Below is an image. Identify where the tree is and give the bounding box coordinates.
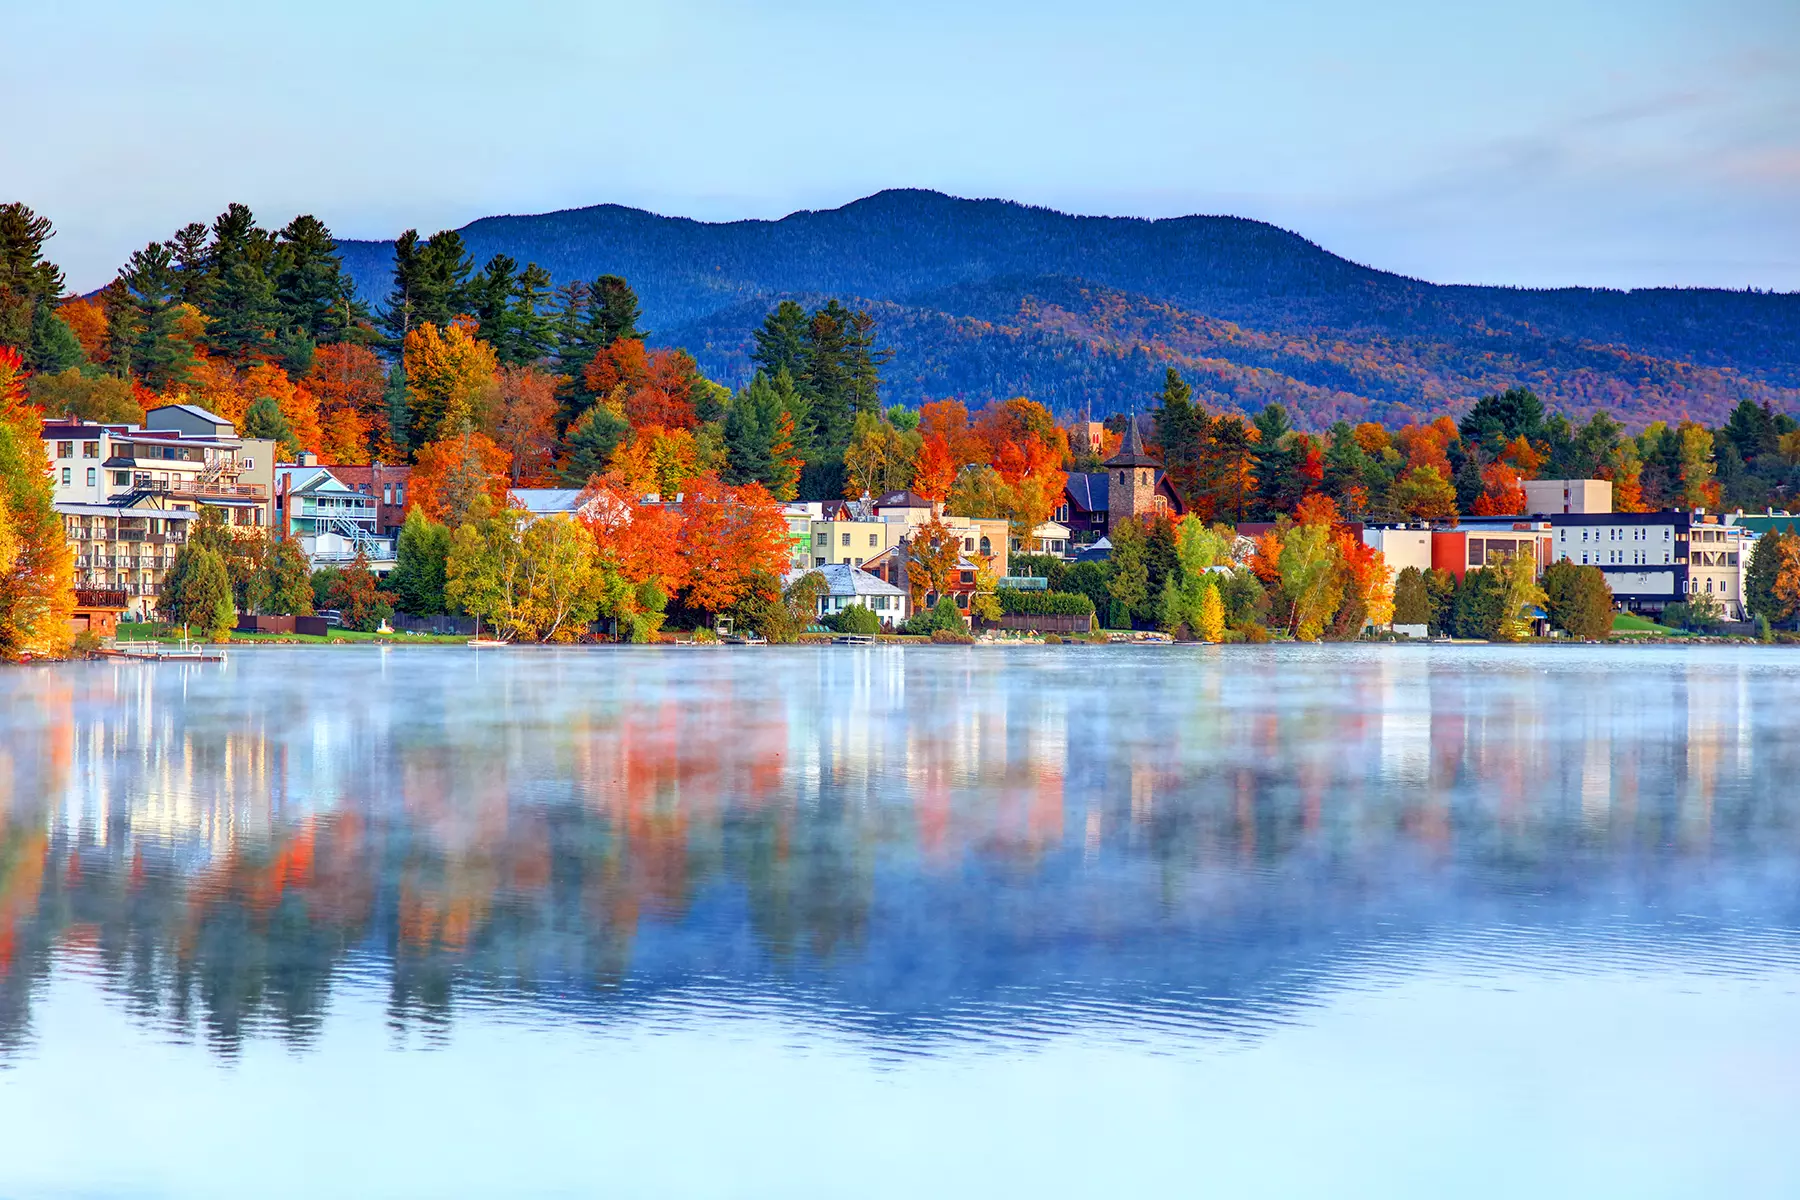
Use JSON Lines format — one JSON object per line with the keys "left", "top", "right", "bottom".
{"left": 388, "top": 507, "right": 451, "bottom": 615}
{"left": 513, "top": 514, "right": 600, "bottom": 641}
{"left": 1460, "top": 387, "right": 1545, "bottom": 453}
{"left": 264, "top": 534, "right": 314, "bottom": 615}
{"left": 0, "top": 347, "right": 75, "bottom": 656}
{"left": 404, "top": 320, "right": 499, "bottom": 445}
{"left": 1392, "top": 465, "right": 1458, "bottom": 519}
{"left": 970, "top": 558, "right": 1003, "bottom": 624}
{"left": 1194, "top": 578, "right": 1226, "bottom": 643}
{"left": 203, "top": 203, "right": 278, "bottom": 363}
{"left": 0, "top": 203, "right": 65, "bottom": 359}
{"left": 1106, "top": 518, "right": 1149, "bottom": 627}
{"left": 411, "top": 430, "right": 511, "bottom": 526}
{"left": 841, "top": 411, "right": 920, "bottom": 499}
{"left": 1746, "top": 531, "right": 1795, "bottom": 625}
{"left": 1542, "top": 560, "right": 1613, "bottom": 640}
{"left": 1451, "top": 568, "right": 1507, "bottom": 639}
{"left": 1470, "top": 462, "right": 1527, "bottom": 516}
{"left": 1393, "top": 566, "right": 1431, "bottom": 626}
{"left": 26, "top": 369, "right": 142, "bottom": 424}
{"left": 902, "top": 514, "right": 964, "bottom": 612}
{"left": 243, "top": 394, "right": 299, "bottom": 457}
{"left": 723, "top": 371, "right": 803, "bottom": 500}
{"left": 445, "top": 501, "right": 522, "bottom": 637}
{"left": 1278, "top": 523, "right": 1342, "bottom": 641}
{"left": 826, "top": 603, "right": 883, "bottom": 636}
{"left": 676, "top": 477, "right": 789, "bottom": 618}
{"left": 1494, "top": 549, "right": 1548, "bottom": 641}
{"left": 558, "top": 404, "right": 630, "bottom": 486}
{"left": 326, "top": 550, "right": 395, "bottom": 632}
{"left": 752, "top": 300, "right": 809, "bottom": 381}
{"left": 492, "top": 365, "right": 559, "bottom": 485}
{"left": 381, "top": 229, "right": 474, "bottom": 345}
{"left": 947, "top": 464, "right": 1013, "bottom": 520}
{"left": 1424, "top": 567, "right": 1458, "bottom": 636}
{"left": 273, "top": 213, "right": 356, "bottom": 344}
{"left": 114, "top": 242, "right": 197, "bottom": 390}
{"left": 160, "top": 544, "right": 235, "bottom": 639}
{"left": 1154, "top": 367, "right": 1204, "bottom": 504}
{"left": 305, "top": 343, "right": 387, "bottom": 463}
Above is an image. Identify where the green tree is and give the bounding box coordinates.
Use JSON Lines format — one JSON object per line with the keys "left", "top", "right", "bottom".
{"left": 1451, "top": 568, "right": 1507, "bottom": 639}
{"left": 0, "top": 203, "right": 66, "bottom": 361}
{"left": 1153, "top": 367, "right": 1203, "bottom": 504}
{"left": 27, "top": 370, "right": 141, "bottom": 423}
{"left": 273, "top": 213, "right": 360, "bottom": 345}
{"left": 114, "top": 242, "right": 196, "bottom": 390}
{"left": 264, "top": 534, "right": 314, "bottom": 615}
{"left": 558, "top": 404, "right": 629, "bottom": 486}
{"left": 1745, "top": 531, "right": 1794, "bottom": 625}
{"left": 825, "top": 603, "right": 883, "bottom": 635}
{"left": 1494, "top": 549, "right": 1548, "bottom": 641}
{"left": 1542, "top": 560, "right": 1614, "bottom": 640}
{"left": 1392, "top": 566, "right": 1431, "bottom": 626}
{"left": 387, "top": 507, "right": 451, "bottom": 615}
{"left": 1423, "top": 567, "right": 1458, "bottom": 635}
{"left": 204, "top": 203, "right": 278, "bottom": 362}
{"left": 1106, "top": 519, "right": 1149, "bottom": 627}
{"left": 325, "top": 551, "right": 395, "bottom": 631}
{"left": 1277, "top": 522, "right": 1342, "bottom": 640}
{"left": 160, "top": 545, "right": 235, "bottom": 638}
{"left": 752, "top": 300, "right": 809, "bottom": 381}
{"left": 243, "top": 395, "right": 299, "bottom": 456}
{"left": 28, "top": 302, "right": 84, "bottom": 373}
{"left": 444, "top": 503, "right": 523, "bottom": 637}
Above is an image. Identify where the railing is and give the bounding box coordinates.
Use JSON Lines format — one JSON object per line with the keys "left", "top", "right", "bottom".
{"left": 116, "top": 480, "right": 267, "bottom": 500}
{"left": 1004, "top": 576, "right": 1050, "bottom": 591}
{"left": 74, "top": 589, "right": 129, "bottom": 609}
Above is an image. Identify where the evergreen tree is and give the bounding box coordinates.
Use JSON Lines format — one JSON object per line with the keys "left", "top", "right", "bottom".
{"left": 510, "top": 263, "right": 556, "bottom": 364}
{"left": 1106, "top": 519, "right": 1149, "bottom": 628}
{"left": 382, "top": 363, "right": 412, "bottom": 458}
{"left": 1459, "top": 386, "right": 1546, "bottom": 453}
{"left": 243, "top": 395, "right": 299, "bottom": 456}
{"left": 380, "top": 228, "right": 472, "bottom": 345}
{"left": 115, "top": 242, "right": 195, "bottom": 390}
{"left": 1451, "top": 567, "right": 1507, "bottom": 639}
{"left": 28, "top": 301, "right": 84, "bottom": 373}
{"left": 1392, "top": 566, "right": 1431, "bottom": 626}
{"left": 264, "top": 534, "right": 314, "bottom": 615}
{"left": 722, "top": 370, "right": 803, "bottom": 497}
{"left": 388, "top": 507, "right": 451, "bottom": 615}
{"left": 205, "top": 203, "right": 278, "bottom": 361}
{"left": 161, "top": 545, "right": 235, "bottom": 638}
{"left": 589, "top": 275, "right": 642, "bottom": 345}
{"left": 549, "top": 279, "right": 590, "bottom": 375}
{"left": 0, "top": 203, "right": 64, "bottom": 355}
{"left": 557, "top": 404, "right": 628, "bottom": 485}
{"left": 472, "top": 254, "right": 521, "bottom": 359}
{"left": 273, "top": 214, "right": 351, "bottom": 343}
{"left": 1153, "top": 367, "right": 1202, "bottom": 504}
{"left": 752, "top": 299, "right": 809, "bottom": 379}
{"left": 167, "top": 221, "right": 214, "bottom": 307}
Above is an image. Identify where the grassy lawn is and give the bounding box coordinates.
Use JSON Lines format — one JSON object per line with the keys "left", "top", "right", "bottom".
{"left": 1611, "top": 612, "right": 1678, "bottom": 636}
{"left": 115, "top": 621, "right": 469, "bottom": 646}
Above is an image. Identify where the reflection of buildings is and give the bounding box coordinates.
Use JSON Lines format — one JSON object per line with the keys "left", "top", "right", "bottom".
{"left": 1, "top": 649, "right": 1798, "bottom": 1059}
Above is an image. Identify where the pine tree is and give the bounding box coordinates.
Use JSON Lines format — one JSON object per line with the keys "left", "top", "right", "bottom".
{"left": 0, "top": 203, "right": 64, "bottom": 355}
{"left": 589, "top": 275, "right": 642, "bottom": 345}
{"left": 388, "top": 507, "right": 451, "bottom": 615}
{"left": 1153, "top": 367, "right": 1201, "bottom": 504}
{"left": 116, "top": 242, "right": 196, "bottom": 390}
{"left": 28, "top": 301, "right": 84, "bottom": 373}
{"left": 167, "top": 221, "right": 213, "bottom": 307}
{"left": 273, "top": 214, "right": 351, "bottom": 343}
{"left": 205, "top": 203, "right": 278, "bottom": 361}
{"left": 557, "top": 404, "right": 629, "bottom": 485}
{"left": 752, "top": 299, "right": 809, "bottom": 379}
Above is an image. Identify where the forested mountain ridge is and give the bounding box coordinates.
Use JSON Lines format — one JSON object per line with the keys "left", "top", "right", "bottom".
{"left": 331, "top": 189, "right": 1800, "bottom": 428}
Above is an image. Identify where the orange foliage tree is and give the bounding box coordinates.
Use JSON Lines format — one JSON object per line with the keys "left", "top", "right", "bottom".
{"left": 608, "top": 425, "right": 704, "bottom": 500}
{"left": 1471, "top": 462, "right": 1527, "bottom": 516}
{"left": 306, "top": 343, "right": 387, "bottom": 463}
{"left": 243, "top": 363, "right": 323, "bottom": 458}
{"left": 582, "top": 339, "right": 705, "bottom": 430}
{"left": 492, "top": 365, "right": 559, "bottom": 485}
{"left": 0, "top": 347, "right": 74, "bottom": 657}
{"left": 675, "top": 476, "right": 789, "bottom": 616}
{"left": 410, "top": 430, "right": 511, "bottom": 525}
{"left": 57, "top": 297, "right": 109, "bottom": 363}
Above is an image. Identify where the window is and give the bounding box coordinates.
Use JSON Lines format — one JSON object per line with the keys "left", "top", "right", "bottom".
{"left": 1706, "top": 578, "right": 1714, "bottom": 593}
{"left": 841, "top": 532, "right": 851, "bottom": 546}
{"left": 113, "top": 471, "right": 129, "bottom": 487}
{"left": 60, "top": 467, "right": 70, "bottom": 485}
{"left": 1118, "top": 471, "right": 1127, "bottom": 484}
{"left": 86, "top": 467, "right": 96, "bottom": 487}
{"left": 868, "top": 534, "right": 877, "bottom": 547}
{"left": 83, "top": 442, "right": 99, "bottom": 458}
{"left": 1581, "top": 553, "right": 1588, "bottom": 564}
{"left": 384, "top": 485, "right": 393, "bottom": 504}
{"left": 1468, "top": 539, "right": 1483, "bottom": 566}
{"left": 979, "top": 536, "right": 992, "bottom": 556}
{"left": 963, "top": 538, "right": 974, "bottom": 551}
{"left": 853, "top": 557, "right": 863, "bottom": 567}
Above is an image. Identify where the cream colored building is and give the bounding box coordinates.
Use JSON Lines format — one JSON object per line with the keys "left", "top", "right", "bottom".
{"left": 1361, "top": 524, "right": 1433, "bottom": 584}
{"left": 1523, "top": 478, "right": 1613, "bottom": 516}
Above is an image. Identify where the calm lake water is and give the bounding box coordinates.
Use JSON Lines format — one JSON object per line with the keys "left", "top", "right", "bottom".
{"left": 1, "top": 644, "right": 1797, "bottom": 1198}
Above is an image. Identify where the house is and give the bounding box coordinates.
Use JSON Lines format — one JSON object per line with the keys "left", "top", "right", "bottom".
{"left": 509, "top": 488, "right": 587, "bottom": 520}
{"left": 809, "top": 562, "right": 910, "bottom": 626}
{"left": 1011, "top": 520, "right": 1072, "bottom": 556}
{"left": 276, "top": 465, "right": 395, "bottom": 571}
{"left": 864, "top": 542, "right": 982, "bottom": 616}
{"left": 1546, "top": 510, "right": 1742, "bottom": 617}
{"left": 1361, "top": 523, "right": 1433, "bottom": 584}
{"left": 1062, "top": 421, "right": 1185, "bottom": 541}
{"left": 1522, "top": 478, "right": 1613, "bottom": 516}
{"left": 322, "top": 462, "right": 413, "bottom": 536}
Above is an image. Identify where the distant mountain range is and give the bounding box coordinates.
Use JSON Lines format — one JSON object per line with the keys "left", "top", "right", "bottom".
{"left": 333, "top": 189, "right": 1800, "bottom": 429}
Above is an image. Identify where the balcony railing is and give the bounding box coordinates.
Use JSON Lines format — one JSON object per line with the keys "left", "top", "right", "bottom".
{"left": 116, "top": 480, "right": 267, "bottom": 501}
{"left": 74, "top": 589, "right": 129, "bottom": 609}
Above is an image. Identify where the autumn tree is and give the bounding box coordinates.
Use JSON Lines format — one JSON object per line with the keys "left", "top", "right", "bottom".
{"left": 411, "top": 429, "right": 511, "bottom": 526}
{"left": 1470, "top": 462, "right": 1527, "bottom": 516}
{"left": 0, "top": 347, "right": 75, "bottom": 656}
{"left": 557, "top": 404, "right": 630, "bottom": 487}
{"left": 902, "top": 514, "right": 964, "bottom": 613}
{"left": 326, "top": 550, "right": 395, "bottom": 631}
{"left": 723, "top": 370, "right": 804, "bottom": 500}
{"left": 492, "top": 365, "right": 559, "bottom": 485}
{"left": 306, "top": 343, "right": 388, "bottom": 463}
{"left": 512, "top": 514, "right": 601, "bottom": 641}
{"left": 676, "top": 477, "right": 789, "bottom": 618}
{"left": 841, "top": 411, "right": 921, "bottom": 499}
{"left": 404, "top": 319, "right": 499, "bottom": 445}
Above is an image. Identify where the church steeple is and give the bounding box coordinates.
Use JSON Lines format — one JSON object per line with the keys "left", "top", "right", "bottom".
{"left": 1104, "top": 415, "right": 1156, "bottom": 468}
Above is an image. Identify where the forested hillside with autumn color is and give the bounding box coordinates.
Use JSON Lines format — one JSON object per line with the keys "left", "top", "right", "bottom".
{"left": 334, "top": 189, "right": 1800, "bottom": 429}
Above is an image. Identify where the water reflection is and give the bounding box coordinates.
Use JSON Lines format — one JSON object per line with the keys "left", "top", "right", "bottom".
{"left": 2, "top": 645, "right": 1798, "bottom": 1060}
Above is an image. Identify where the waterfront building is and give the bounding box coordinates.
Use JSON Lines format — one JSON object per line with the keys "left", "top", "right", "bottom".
{"left": 275, "top": 464, "right": 394, "bottom": 572}
{"left": 1361, "top": 523, "right": 1433, "bottom": 583}
{"left": 322, "top": 462, "right": 413, "bottom": 537}
{"left": 1546, "top": 510, "right": 1744, "bottom": 618}
{"left": 1431, "top": 520, "right": 1554, "bottom": 581}
{"left": 810, "top": 562, "right": 911, "bottom": 626}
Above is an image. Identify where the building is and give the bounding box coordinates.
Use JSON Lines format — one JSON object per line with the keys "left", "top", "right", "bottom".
{"left": 1067, "top": 420, "right": 1109, "bottom": 458}
{"left": 1522, "top": 478, "right": 1613, "bottom": 516}
{"left": 810, "top": 562, "right": 910, "bottom": 626}
{"left": 1103, "top": 418, "right": 1173, "bottom": 525}
{"left": 1546, "top": 510, "right": 1742, "bottom": 618}
{"left": 275, "top": 465, "right": 395, "bottom": 572}
{"left": 805, "top": 491, "right": 1013, "bottom": 577}
{"left": 1361, "top": 523, "right": 1433, "bottom": 584}
{"left": 508, "top": 488, "right": 586, "bottom": 520}
{"left": 61, "top": 505, "right": 200, "bottom": 622}
{"left": 45, "top": 406, "right": 275, "bottom": 620}
{"left": 864, "top": 542, "right": 982, "bottom": 616}
{"left": 1059, "top": 473, "right": 1111, "bottom": 539}
{"left": 322, "top": 462, "right": 413, "bottom": 536}
{"left": 1431, "top": 520, "right": 1554, "bottom": 581}
{"left": 1012, "top": 520, "right": 1071, "bottom": 556}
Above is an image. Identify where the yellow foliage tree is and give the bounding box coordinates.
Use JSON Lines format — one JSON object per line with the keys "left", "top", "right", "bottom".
{"left": 1194, "top": 577, "right": 1226, "bottom": 643}
{"left": 0, "top": 348, "right": 74, "bottom": 657}
{"left": 404, "top": 319, "right": 500, "bottom": 444}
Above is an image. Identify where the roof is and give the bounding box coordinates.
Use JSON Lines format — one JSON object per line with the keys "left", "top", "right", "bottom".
{"left": 817, "top": 562, "right": 906, "bottom": 598}
{"left": 510, "top": 488, "right": 586, "bottom": 517}
{"left": 276, "top": 466, "right": 341, "bottom": 494}
{"left": 1071, "top": 536, "right": 1113, "bottom": 563}
{"left": 874, "top": 489, "right": 934, "bottom": 510}
{"left": 146, "top": 402, "right": 232, "bottom": 428}
{"left": 56, "top": 501, "right": 199, "bottom": 519}
{"left": 41, "top": 422, "right": 109, "bottom": 439}
{"left": 1103, "top": 415, "right": 1157, "bottom": 468}
{"left": 1064, "top": 473, "right": 1109, "bottom": 513}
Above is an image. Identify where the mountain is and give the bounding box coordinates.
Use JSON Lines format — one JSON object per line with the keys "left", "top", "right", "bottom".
{"left": 334, "top": 189, "right": 1800, "bottom": 428}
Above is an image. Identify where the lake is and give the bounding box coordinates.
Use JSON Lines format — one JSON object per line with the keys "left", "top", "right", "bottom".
{"left": 1, "top": 644, "right": 1797, "bottom": 1198}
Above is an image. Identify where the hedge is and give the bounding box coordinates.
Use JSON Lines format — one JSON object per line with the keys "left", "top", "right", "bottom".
{"left": 997, "top": 588, "right": 1096, "bottom": 617}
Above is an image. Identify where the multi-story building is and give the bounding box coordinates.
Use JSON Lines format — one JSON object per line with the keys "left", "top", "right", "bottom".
{"left": 1431, "top": 520, "right": 1554, "bottom": 581}
{"left": 318, "top": 461, "right": 413, "bottom": 537}
{"left": 803, "top": 491, "right": 1014, "bottom": 577}
{"left": 44, "top": 404, "right": 276, "bottom": 621}
{"left": 275, "top": 464, "right": 396, "bottom": 572}
{"left": 1361, "top": 523, "right": 1433, "bottom": 584}
{"left": 1546, "top": 510, "right": 1743, "bottom": 618}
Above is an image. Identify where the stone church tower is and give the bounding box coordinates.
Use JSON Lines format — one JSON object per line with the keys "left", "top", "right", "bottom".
{"left": 1104, "top": 416, "right": 1158, "bottom": 527}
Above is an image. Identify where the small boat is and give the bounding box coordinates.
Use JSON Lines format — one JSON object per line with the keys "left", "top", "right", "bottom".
{"left": 468, "top": 638, "right": 510, "bottom": 648}
{"left": 722, "top": 633, "right": 768, "bottom": 645}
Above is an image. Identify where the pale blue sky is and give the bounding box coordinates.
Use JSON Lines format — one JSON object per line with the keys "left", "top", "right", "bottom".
{"left": 6, "top": 0, "right": 1796, "bottom": 293}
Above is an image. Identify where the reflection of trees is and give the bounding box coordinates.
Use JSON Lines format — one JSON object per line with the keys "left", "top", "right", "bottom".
{"left": 1, "top": 649, "right": 1799, "bottom": 1059}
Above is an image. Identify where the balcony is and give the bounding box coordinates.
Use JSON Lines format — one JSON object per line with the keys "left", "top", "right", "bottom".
{"left": 74, "top": 589, "right": 129, "bottom": 610}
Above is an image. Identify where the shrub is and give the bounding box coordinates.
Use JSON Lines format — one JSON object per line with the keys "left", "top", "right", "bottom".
{"left": 904, "top": 596, "right": 968, "bottom": 635}
{"left": 930, "top": 627, "right": 974, "bottom": 644}
{"left": 1240, "top": 622, "right": 1270, "bottom": 644}
{"left": 691, "top": 626, "right": 720, "bottom": 643}
{"left": 996, "top": 588, "right": 1095, "bottom": 617}
{"left": 1043, "top": 634, "right": 1063, "bottom": 645}
{"left": 825, "top": 604, "right": 883, "bottom": 635}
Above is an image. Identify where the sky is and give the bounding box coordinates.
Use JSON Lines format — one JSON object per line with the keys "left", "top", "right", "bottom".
{"left": 5, "top": 0, "right": 1796, "bottom": 294}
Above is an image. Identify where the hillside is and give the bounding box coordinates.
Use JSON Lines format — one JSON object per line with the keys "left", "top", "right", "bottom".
{"left": 334, "top": 190, "right": 1800, "bottom": 428}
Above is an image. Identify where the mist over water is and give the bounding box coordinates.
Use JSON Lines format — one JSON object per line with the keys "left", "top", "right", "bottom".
{"left": 1, "top": 645, "right": 1797, "bottom": 1198}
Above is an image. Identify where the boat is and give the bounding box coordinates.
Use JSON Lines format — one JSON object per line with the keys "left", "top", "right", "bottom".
{"left": 468, "top": 638, "right": 510, "bottom": 648}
